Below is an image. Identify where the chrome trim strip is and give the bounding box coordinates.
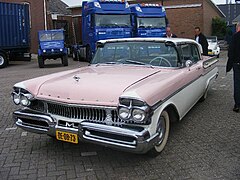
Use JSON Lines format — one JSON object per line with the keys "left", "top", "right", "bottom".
{"left": 79, "top": 122, "right": 158, "bottom": 153}
{"left": 203, "top": 57, "right": 218, "bottom": 69}
{"left": 82, "top": 135, "right": 137, "bottom": 149}
{"left": 16, "top": 119, "right": 48, "bottom": 133}
{"left": 84, "top": 130, "right": 137, "bottom": 146}
{"left": 80, "top": 122, "right": 146, "bottom": 138}
{"left": 152, "top": 67, "right": 218, "bottom": 110}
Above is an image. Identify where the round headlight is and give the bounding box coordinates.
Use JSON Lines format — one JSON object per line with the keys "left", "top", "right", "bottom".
{"left": 20, "top": 95, "right": 31, "bottom": 106}
{"left": 13, "top": 93, "right": 21, "bottom": 105}
{"left": 132, "top": 109, "right": 146, "bottom": 122}
{"left": 119, "top": 107, "right": 130, "bottom": 120}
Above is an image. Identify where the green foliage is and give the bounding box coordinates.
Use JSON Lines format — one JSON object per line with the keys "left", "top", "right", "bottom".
{"left": 212, "top": 17, "right": 227, "bottom": 38}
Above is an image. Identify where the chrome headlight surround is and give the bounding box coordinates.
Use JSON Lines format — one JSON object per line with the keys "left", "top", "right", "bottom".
{"left": 11, "top": 88, "right": 34, "bottom": 107}
{"left": 117, "top": 98, "right": 151, "bottom": 124}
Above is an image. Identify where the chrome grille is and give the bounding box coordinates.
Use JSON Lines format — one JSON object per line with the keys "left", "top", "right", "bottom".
{"left": 46, "top": 102, "right": 123, "bottom": 126}
{"left": 47, "top": 103, "right": 107, "bottom": 120}
{"left": 29, "top": 100, "right": 125, "bottom": 126}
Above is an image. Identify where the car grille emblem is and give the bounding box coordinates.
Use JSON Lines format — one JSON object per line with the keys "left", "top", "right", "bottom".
{"left": 73, "top": 75, "right": 80, "bottom": 82}
{"left": 66, "top": 122, "right": 75, "bottom": 128}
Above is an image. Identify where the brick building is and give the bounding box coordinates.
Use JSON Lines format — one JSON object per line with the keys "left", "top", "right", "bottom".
{"left": 67, "top": 5, "right": 82, "bottom": 44}
{"left": 47, "top": 0, "right": 74, "bottom": 46}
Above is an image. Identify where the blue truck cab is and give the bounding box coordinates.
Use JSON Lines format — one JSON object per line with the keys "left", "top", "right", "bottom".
{"left": 80, "top": 0, "right": 132, "bottom": 61}
{"left": 38, "top": 29, "right": 68, "bottom": 68}
{"left": 130, "top": 3, "right": 167, "bottom": 37}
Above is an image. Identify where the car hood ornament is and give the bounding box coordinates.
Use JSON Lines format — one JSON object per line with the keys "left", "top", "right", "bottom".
{"left": 73, "top": 75, "right": 81, "bottom": 82}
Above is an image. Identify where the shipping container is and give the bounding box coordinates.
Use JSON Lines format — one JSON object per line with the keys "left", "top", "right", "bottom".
{"left": 0, "top": 2, "right": 30, "bottom": 68}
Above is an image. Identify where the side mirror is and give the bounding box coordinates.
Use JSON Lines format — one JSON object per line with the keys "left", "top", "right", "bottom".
{"left": 185, "top": 60, "right": 193, "bottom": 67}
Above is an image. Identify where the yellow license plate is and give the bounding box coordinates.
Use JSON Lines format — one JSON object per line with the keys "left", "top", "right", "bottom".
{"left": 56, "top": 130, "right": 78, "bottom": 144}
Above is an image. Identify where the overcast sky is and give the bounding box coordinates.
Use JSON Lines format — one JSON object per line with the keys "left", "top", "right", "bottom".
{"left": 61, "top": 0, "right": 233, "bottom": 7}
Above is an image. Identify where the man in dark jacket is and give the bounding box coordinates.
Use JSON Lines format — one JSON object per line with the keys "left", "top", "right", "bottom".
{"left": 194, "top": 27, "right": 208, "bottom": 56}
{"left": 226, "top": 23, "right": 240, "bottom": 113}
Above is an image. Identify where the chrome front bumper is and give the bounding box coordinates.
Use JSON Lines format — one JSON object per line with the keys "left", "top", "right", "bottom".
{"left": 13, "top": 109, "right": 158, "bottom": 153}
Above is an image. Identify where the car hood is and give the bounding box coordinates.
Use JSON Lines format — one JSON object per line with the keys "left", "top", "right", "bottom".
{"left": 18, "top": 65, "right": 162, "bottom": 106}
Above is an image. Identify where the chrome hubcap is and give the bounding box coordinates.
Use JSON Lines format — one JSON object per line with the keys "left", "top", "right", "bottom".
{"left": 156, "top": 116, "right": 166, "bottom": 145}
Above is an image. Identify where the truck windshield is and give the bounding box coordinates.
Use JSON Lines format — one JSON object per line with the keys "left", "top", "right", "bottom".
{"left": 95, "top": 14, "right": 131, "bottom": 27}
{"left": 137, "top": 17, "right": 166, "bottom": 28}
{"left": 92, "top": 41, "right": 178, "bottom": 67}
{"left": 39, "top": 32, "right": 64, "bottom": 41}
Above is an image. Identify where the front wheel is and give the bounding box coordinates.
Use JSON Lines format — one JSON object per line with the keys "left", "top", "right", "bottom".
{"left": 62, "top": 55, "right": 68, "bottom": 66}
{"left": 0, "top": 52, "right": 7, "bottom": 68}
{"left": 38, "top": 56, "right": 44, "bottom": 68}
{"left": 148, "top": 110, "right": 170, "bottom": 156}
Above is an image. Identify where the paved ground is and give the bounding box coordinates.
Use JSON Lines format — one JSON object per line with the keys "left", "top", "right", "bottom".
{"left": 0, "top": 53, "right": 239, "bottom": 180}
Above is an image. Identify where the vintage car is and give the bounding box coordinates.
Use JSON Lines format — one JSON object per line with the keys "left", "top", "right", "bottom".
{"left": 12, "top": 38, "right": 218, "bottom": 155}
{"left": 207, "top": 36, "right": 220, "bottom": 58}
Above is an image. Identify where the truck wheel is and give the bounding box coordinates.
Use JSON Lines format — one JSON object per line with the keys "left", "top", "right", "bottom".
{"left": 38, "top": 56, "right": 44, "bottom": 68}
{"left": 148, "top": 110, "right": 170, "bottom": 157}
{"left": 0, "top": 52, "right": 7, "bottom": 68}
{"left": 62, "top": 55, "right": 68, "bottom": 66}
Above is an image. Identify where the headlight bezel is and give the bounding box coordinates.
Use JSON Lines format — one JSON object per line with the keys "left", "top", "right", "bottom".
{"left": 117, "top": 98, "right": 151, "bottom": 124}
{"left": 11, "top": 88, "right": 34, "bottom": 107}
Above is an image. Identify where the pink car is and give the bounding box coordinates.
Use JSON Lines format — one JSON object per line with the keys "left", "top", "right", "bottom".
{"left": 12, "top": 38, "right": 218, "bottom": 156}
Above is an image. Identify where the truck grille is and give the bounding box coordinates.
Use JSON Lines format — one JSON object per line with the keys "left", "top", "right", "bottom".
{"left": 30, "top": 100, "right": 123, "bottom": 126}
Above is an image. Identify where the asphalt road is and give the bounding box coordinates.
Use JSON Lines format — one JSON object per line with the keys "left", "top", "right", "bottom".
{"left": 0, "top": 53, "right": 239, "bottom": 180}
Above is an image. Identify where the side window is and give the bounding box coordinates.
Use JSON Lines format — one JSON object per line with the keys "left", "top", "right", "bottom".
{"left": 180, "top": 44, "right": 191, "bottom": 61}
{"left": 180, "top": 44, "right": 200, "bottom": 64}
{"left": 191, "top": 44, "right": 200, "bottom": 62}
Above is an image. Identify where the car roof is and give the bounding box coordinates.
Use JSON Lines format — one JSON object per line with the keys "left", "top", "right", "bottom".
{"left": 98, "top": 37, "right": 199, "bottom": 46}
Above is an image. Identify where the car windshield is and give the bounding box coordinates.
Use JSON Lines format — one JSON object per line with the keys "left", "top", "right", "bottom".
{"left": 39, "top": 32, "right": 64, "bottom": 41}
{"left": 92, "top": 41, "right": 178, "bottom": 67}
{"left": 207, "top": 36, "right": 217, "bottom": 43}
{"left": 95, "top": 14, "right": 131, "bottom": 27}
{"left": 137, "top": 17, "right": 166, "bottom": 28}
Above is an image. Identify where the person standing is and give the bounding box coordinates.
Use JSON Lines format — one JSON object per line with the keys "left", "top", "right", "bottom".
{"left": 226, "top": 22, "right": 240, "bottom": 113}
{"left": 194, "top": 27, "right": 208, "bottom": 56}
{"left": 165, "top": 27, "right": 177, "bottom": 38}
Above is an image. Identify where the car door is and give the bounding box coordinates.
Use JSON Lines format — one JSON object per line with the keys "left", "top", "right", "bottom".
{"left": 178, "top": 43, "right": 205, "bottom": 114}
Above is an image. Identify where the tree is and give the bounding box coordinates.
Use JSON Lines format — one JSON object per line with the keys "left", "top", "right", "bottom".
{"left": 212, "top": 17, "right": 227, "bottom": 39}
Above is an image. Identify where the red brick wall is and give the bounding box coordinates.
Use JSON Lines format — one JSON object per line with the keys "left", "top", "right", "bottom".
{"left": 165, "top": 6, "right": 203, "bottom": 38}
{"left": 1, "top": 0, "right": 45, "bottom": 53}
